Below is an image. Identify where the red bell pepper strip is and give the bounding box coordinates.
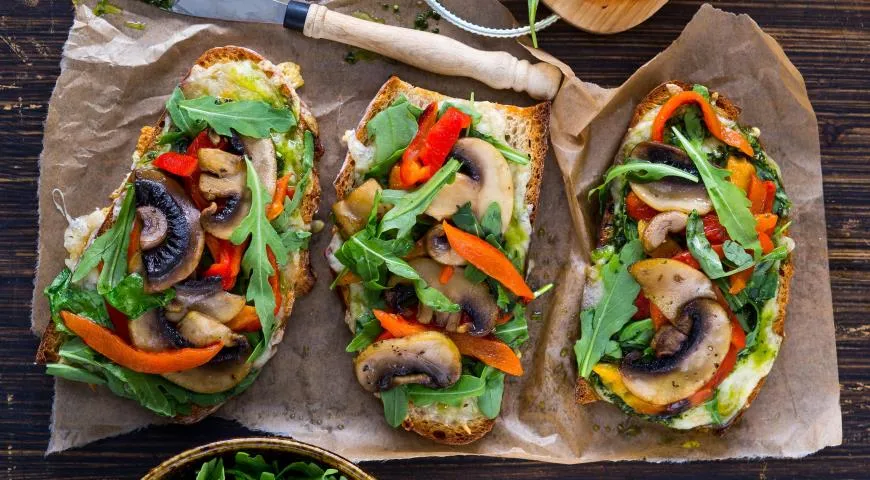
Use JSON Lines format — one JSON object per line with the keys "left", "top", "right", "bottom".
{"left": 374, "top": 309, "right": 430, "bottom": 337}
{"left": 153, "top": 152, "right": 199, "bottom": 177}
{"left": 186, "top": 130, "right": 227, "bottom": 156}
{"left": 632, "top": 293, "right": 651, "bottom": 321}
{"left": 106, "top": 304, "right": 131, "bottom": 344}
{"left": 266, "top": 174, "right": 292, "bottom": 220}
{"left": 702, "top": 214, "right": 729, "bottom": 244}
{"left": 438, "top": 265, "right": 455, "bottom": 285}
{"left": 625, "top": 191, "right": 658, "bottom": 222}
{"left": 399, "top": 103, "right": 438, "bottom": 187}
{"left": 267, "top": 247, "right": 282, "bottom": 315}
{"left": 61, "top": 311, "right": 221, "bottom": 374}
{"left": 442, "top": 221, "right": 534, "bottom": 301}
{"left": 671, "top": 250, "right": 701, "bottom": 270}
{"left": 203, "top": 238, "right": 245, "bottom": 290}
{"left": 375, "top": 331, "right": 395, "bottom": 342}
{"left": 651, "top": 91, "right": 754, "bottom": 157}
{"left": 417, "top": 107, "right": 471, "bottom": 171}
{"left": 748, "top": 175, "right": 777, "bottom": 214}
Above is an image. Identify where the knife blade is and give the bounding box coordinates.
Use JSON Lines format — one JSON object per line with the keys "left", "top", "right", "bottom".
{"left": 169, "top": 0, "right": 289, "bottom": 24}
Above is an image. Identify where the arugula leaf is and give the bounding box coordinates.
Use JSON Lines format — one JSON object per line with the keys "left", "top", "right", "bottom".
{"left": 345, "top": 311, "right": 382, "bottom": 352}
{"left": 104, "top": 273, "right": 175, "bottom": 319}
{"left": 165, "top": 87, "right": 205, "bottom": 137}
{"left": 745, "top": 259, "right": 780, "bottom": 303}
{"left": 673, "top": 128, "right": 761, "bottom": 255}
{"left": 704, "top": 389, "right": 723, "bottom": 425}
{"left": 603, "top": 340, "right": 623, "bottom": 360}
{"left": 692, "top": 84, "right": 711, "bottom": 101}
{"left": 378, "top": 158, "right": 461, "bottom": 238}
{"left": 574, "top": 240, "right": 644, "bottom": 378}
{"left": 407, "top": 374, "right": 486, "bottom": 407}
{"left": 230, "top": 159, "right": 290, "bottom": 360}
{"left": 45, "top": 363, "right": 107, "bottom": 385}
{"left": 179, "top": 96, "right": 296, "bottom": 138}
{"left": 468, "top": 129, "right": 530, "bottom": 165}
{"left": 45, "top": 268, "right": 110, "bottom": 331}
{"left": 365, "top": 96, "right": 420, "bottom": 176}
{"left": 280, "top": 230, "right": 311, "bottom": 252}
{"left": 478, "top": 366, "right": 506, "bottom": 419}
{"left": 452, "top": 202, "right": 485, "bottom": 237}
{"left": 588, "top": 160, "right": 699, "bottom": 201}
{"left": 617, "top": 318, "right": 654, "bottom": 350}
{"left": 380, "top": 386, "right": 409, "bottom": 428}
{"left": 723, "top": 240, "right": 754, "bottom": 268}
{"left": 195, "top": 458, "right": 225, "bottom": 480}
{"left": 72, "top": 184, "right": 136, "bottom": 295}
{"left": 686, "top": 211, "right": 756, "bottom": 279}
{"left": 480, "top": 202, "right": 503, "bottom": 238}
{"left": 495, "top": 303, "right": 529, "bottom": 349}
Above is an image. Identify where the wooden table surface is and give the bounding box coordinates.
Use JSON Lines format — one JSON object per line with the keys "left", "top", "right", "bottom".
{"left": 2, "top": 0, "right": 867, "bottom": 478}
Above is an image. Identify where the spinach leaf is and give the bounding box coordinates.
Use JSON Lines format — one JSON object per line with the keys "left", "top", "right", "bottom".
{"left": 45, "top": 268, "right": 110, "bottom": 331}
{"left": 407, "top": 374, "right": 486, "bottom": 407}
{"left": 195, "top": 458, "right": 225, "bottom": 480}
{"left": 438, "top": 100, "right": 481, "bottom": 124}
{"left": 603, "top": 340, "right": 623, "bottom": 360}
{"left": 723, "top": 240, "right": 754, "bottom": 268}
{"left": 704, "top": 389, "right": 723, "bottom": 425}
{"left": 230, "top": 159, "right": 291, "bottom": 360}
{"left": 378, "top": 158, "right": 460, "bottom": 238}
{"left": 165, "top": 87, "right": 205, "bottom": 137}
{"left": 673, "top": 128, "right": 761, "bottom": 255}
{"left": 686, "top": 211, "right": 755, "bottom": 279}
{"left": 588, "top": 160, "right": 699, "bottom": 202}
{"left": 179, "top": 96, "right": 296, "bottom": 138}
{"left": 72, "top": 184, "right": 136, "bottom": 294}
{"left": 345, "top": 311, "right": 382, "bottom": 352}
{"left": 104, "top": 273, "right": 175, "bottom": 319}
{"left": 618, "top": 318, "right": 654, "bottom": 349}
{"left": 745, "top": 259, "right": 780, "bottom": 304}
{"left": 366, "top": 96, "right": 420, "bottom": 175}
{"left": 380, "top": 386, "right": 409, "bottom": 428}
{"left": 477, "top": 366, "right": 505, "bottom": 419}
{"left": 468, "top": 129, "right": 530, "bottom": 165}
{"left": 574, "top": 240, "right": 644, "bottom": 378}
{"left": 463, "top": 265, "right": 487, "bottom": 284}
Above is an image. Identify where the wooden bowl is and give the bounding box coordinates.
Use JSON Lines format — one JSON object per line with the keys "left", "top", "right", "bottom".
{"left": 141, "top": 437, "right": 375, "bottom": 480}
{"left": 543, "top": 0, "right": 669, "bottom": 34}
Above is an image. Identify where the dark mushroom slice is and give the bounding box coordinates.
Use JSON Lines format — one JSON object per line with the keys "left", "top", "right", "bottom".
{"left": 628, "top": 141, "right": 712, "bottom": 214}
{"left": 134, "top": 169, "right": 205, "bottom": 293}
{"left": 197, "top": 149, "right": 253, "bottom": 240}
{"left": 620, "top": 298, "right": 733, "bottom": 405}
{"left": 383, "top": 283, "right": 419, "bottom": 319}
{"left": 197, "top": 148, "right": 243, "bottom": 178}
{"left": 629, "top": 258, "right": 716, "bottom": 320}
{"left": 137, "top": 206, "right": 168, "bottom": 251}
{"left": 200, "top": 193, "right": 252, "bottom": 240}
{"left": 164, "top": 277, "right": 246, "bottom": 323}
{"left": 410, "top": 258, "right": 499, "bottom": 336}
{"left": 332, "top": 178, "right": 384, "bottom": 237}
{"left": 162, "top": 359, "right": 253, "bottom": 394}
{"left": 354, "top": 331, "right": 462, "bottom": 393}
{"left": 425, "top": 224, "right": 466, "bottom": 266}
{"left": 240, "top": 135, "right": 277, "bottom": 198}
{"left": 641, "top": 211, "right": 689, "bottom": 254}
{"left": 128, "top": 310, "right": 173, "bottom": 352}
{"left": 425, "top": 138, "right": 513, "bottom": 233}
{"left": 177, "top": 311, "right": 248, "bottom": 348}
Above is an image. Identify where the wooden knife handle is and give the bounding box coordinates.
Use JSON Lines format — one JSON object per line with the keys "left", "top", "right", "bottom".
{"left": 301, "top": 4, "right": 562, "bottom": 100}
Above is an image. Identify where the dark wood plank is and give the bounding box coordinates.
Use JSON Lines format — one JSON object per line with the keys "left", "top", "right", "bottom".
{"left": 1, "top": 0, "right": 867, "bottom": 478}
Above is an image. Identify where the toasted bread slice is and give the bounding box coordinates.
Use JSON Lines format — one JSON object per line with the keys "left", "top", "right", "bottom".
{"left": 578, "top": 80, "right": 793, "bottom": 432}
{"left": 333, "top": 77, "right": 549, "bottom": 445}
{"left": 36, "top": 46, "right": 321, "bottom": 424}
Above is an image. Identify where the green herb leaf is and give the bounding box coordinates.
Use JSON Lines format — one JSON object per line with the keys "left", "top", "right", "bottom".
{"left": 480, "top": 202, "right": 503, "bottom": 238}
{"left": 179, "top": 96, "right": 296, "bottom": 138}
{"left": 478, "top": 366, "right": 506, "bottom": 419}
{"left": 527, "top": 0, "right": 540, "bottom": 48}
{"left": 723, "top": 240, "right": 754, "bottom": 268}
{"left": 438, "top": 100, "right": 481, "bottom": 124}
{"left": 165, "top": 87, "right": 205, "bottom": 138}
{"left": 104, "top": 273, "right": 175, "bottom": 319}
{"left": 365, "top": 95, "right": 420, "bottom": 176}
{"left": 617, "top": 318, "right": 654, "bottom": 349}
{"left": 692, "top": 84, "right": 711, "bottom": 101}
{"left": 45, "top": 268, "right": 111, "bottom": 331}
{"left": 686, "top": 211, "right": 756, "bottom": 279}
{"left": 574, "top": 240, "right": 644, "bottom": 378}
{"left": 230, "top": 159, "right": 290, "bottom": 360}
{"left": 279, "top": 230, "right": 311, "bottom": 252}
{"left": 469, "top": 129, "right": 530, "bottom": 165}
{"left": 94, "top": 0, "right": 122, "bottom": 16}
{"left": 72, "top": 184, "right": 136, "bottom": 294}
{"left": 673, "top": 128, "right": 761, "bottom": 254}
{"left": 495, "top": 303, "right": 529, "bottom": 349}
{"left": 407, "top": 375, "right": 486, "bottom": 407}
{"left": 704, "top": 389, "right": 723, "bottom": 425}
{"left": 378, "top": 158, "right": 461, "bottom": 238}
{"left": 380, "top": 386, "right": 409, "bottom": 428}
{"left": 345, "top": 311, "right": 382, "bottom": 352}
{"left": 195, "top": 458, "right": 225, "bottom": 480}
{"left": 452, "top": 202, "right": 484, "bottom": 237}
{"left": 588, "top": 160, "right": 699, "bottom": 201}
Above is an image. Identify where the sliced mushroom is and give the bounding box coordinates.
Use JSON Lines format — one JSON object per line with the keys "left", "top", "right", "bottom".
{"left": 136, "top": 206, "right": 168, "bottom": 251}
{"left": 196, "top": 149, "right": 252, "bottom": 240}
{"left": 628, "top": 141, "right": 712, "bottom": 215}
{"left": 240, "top": 135, "right": 277, "bottom": 197}
{"left": 332, "top": 178, "right": 383, "bottom": 237}
{"left": 383, "top": 283, "right": 419, "bottom": 319}
{"left": 620, "top": 298, "right": 733, "bottom": 405}
{"left": 165, "top": 277, "right": 247, "bottom": 323}
{"left": 425, "top": 138, "right": 513, "bottom": 233}
{"left": 197, "top": 148, "right": 242, "bottom": 177}
{"left": 629, "top": 258, "right": 716, "bottom": 320}
{"left": 642, "top": 211, "right": 689, "bottom": 253}
{"left": 200, "top": 193, "right": 252, "bottom": 240}
{"left": 199, "top": 172, "right": 246, "bottom": 201}
{"left": 128, "top": 310, "right": 172, "bottom": 352}
{"left": 176, "top": 311, "right": 247, "bottom": 348}
{"left": 354, "top": 331, "right": 462, "bottom": 393}
{"left": 134, "top": 169, "right": 205, "bottom": 293}
{"left": 162, "top": 359, "right": 253, "bottom": 394}
{"left": 410, "top": 258, "right": 499, "bottom": 336}
{"left": 425, "top": 224, "right": 466, "bottom": 266}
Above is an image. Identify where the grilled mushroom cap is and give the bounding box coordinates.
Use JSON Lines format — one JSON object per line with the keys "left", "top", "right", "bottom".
{"left": 128, "top": 310, "right": 174, "bottom": 352}
{"left": 176, "top": 311, "right": 248, "bottom": 348}
{"left": 410, "top": 258, "right": 499, "bottom": 336}
{"left": 164, "top": 277, "right": 246, "bottom": 323}
{"left": 641, "top": 211, "right": 689, "bottom": 253}
{"left": 628, "top": 141, "right": 712, "bottom": 215}
{"left": 620, "top": 298, "right": 733, "bottom": 405}
{"left": 134, "top": 169, "right": 204, "bottom": 293}
{"left": 136, "top": 206, "right": 168, "bottom": 251}
{"left": 425, "top": 138, "right": 513, "bottom": 233}
{"left": 332, "top": 178, "right": 383, "bottom": 237}
{"left": 629, "top": 258, "right": 716, "bottom": 320}
{"left": 354, "top": 331, "right": 462, "bottom": 393}
{"left": 425, "top": 224, "right": 467, "bottom": 266}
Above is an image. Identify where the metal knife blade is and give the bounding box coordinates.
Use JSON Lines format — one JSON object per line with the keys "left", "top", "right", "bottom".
{"left": 169, "top": 0, "right": 288, "bottom": 24}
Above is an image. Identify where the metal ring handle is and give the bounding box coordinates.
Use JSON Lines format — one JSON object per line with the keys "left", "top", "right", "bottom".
{"left": 423, "top": 0, "right": 560, "bottom": 38}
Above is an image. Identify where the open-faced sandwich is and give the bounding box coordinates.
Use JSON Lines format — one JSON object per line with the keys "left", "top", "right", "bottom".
{"left": 575, "top": 81, "right": 794, "bottom": 430}
{"left": 327, "top": 77, "right": 550, "bottom": 444}
{"left": 36, "top": 46, "right": 321, "bottom": 423}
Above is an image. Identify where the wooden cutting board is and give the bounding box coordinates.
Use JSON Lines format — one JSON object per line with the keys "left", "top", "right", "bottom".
{"left": 543, "top": 0, "right": 668, "bottom": 34}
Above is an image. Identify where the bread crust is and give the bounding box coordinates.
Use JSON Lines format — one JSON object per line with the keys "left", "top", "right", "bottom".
{"left": 581, "top": 80, "right": 793, "bottom": 432}
{"left": 35, "top": 46, "right": 320, "bottom": 423}
{"left": 333, "top": 77, "right": 549, "bottom": 445}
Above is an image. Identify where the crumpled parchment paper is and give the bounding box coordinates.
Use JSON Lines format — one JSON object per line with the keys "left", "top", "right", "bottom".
{"left": 32, "top": 0, "right": 840, "bottom": 463}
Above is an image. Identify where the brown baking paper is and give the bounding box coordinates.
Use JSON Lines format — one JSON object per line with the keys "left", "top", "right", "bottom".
{"left": 32, "top": 0, "right": 840, "bottom": 462}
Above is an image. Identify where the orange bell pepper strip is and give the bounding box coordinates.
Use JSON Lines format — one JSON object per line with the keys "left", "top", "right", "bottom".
{"left": 728, "top": 267, "right": 754, "bottom": 294}
{"left": 225, "top": 305, "right": 261, "bottom": 332}
{"left": 388, "top": 164, "right": 405, "bottom": 190}
{"left": 441, "top": 222, "right": 534, "bottom": 301}
{"left": 61, "top": 311, "right": 221, "bottom": 374}
{"left": 266, "top": 174, "right": 292, "bottom": 220}
{"left": 375, "top": 331, "right": 395, "bottom": 342}
{"left": 399, "top": 103, "right": 438, "bottom": 187}
{"left": 651, "top": 90, "right": 754, "bottom": 157}
{"left": 496, "top": 312, "right": 513, "bottom": 325}
{"left": 446, "top": 333, "right": 523, "bottom": 376}
{"left": 267, "top": 247, "right": 282, "bottom": 315}
{"left": 650, "top": 303, "right": 669, "bottom": 329}
{"left": 754, "top": 213, "right": 778, "bottom": 235}
{"left": 203, "top": 239, "right": 245, "bottom": 290}
{"left": 373, "top": 309, "right": 429, "bottom": 337}
{"left": 748, "top": 175, "right": 777, "bottom": 214}
{"left": 625, "top": 191, "right": 658, "bottom": 222}
{"left": 438, "top": 265, "right": 455, "bottom": 285}
{"left": 758, "top": 231, "right": 775, "bottom": 255}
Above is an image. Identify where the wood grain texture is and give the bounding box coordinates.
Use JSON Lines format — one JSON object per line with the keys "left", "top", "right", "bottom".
{"left": 1, "top": 0, "right": 867, "bottom": 478}
{"left": 543, "top": 0, "right": 669, "bottom": 34}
